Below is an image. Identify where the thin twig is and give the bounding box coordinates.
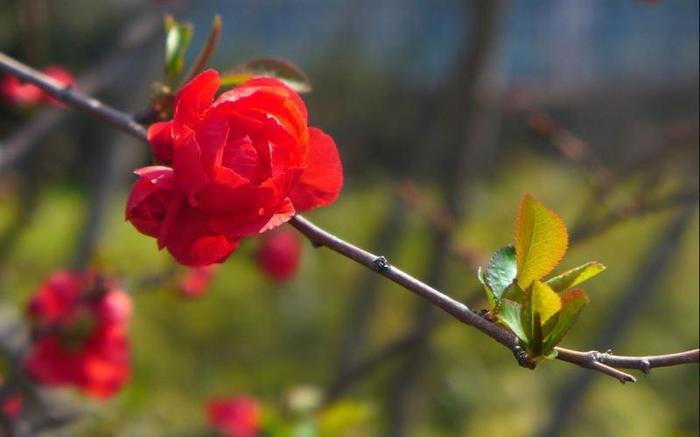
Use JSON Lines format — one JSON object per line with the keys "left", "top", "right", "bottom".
{"left": 553, "top": 348, "right": 636, "bottom": 383}
{"left": 556, "top": 348, "right": 699, "bottom": 374}
{"left": 288, "top": 215, "right": 527, "bottom": 359}
{"left": 0, "top": 3, "right": 177, "bottom": 173}
{"left": 0, "top": 52, "right": 147, "bottom": 142}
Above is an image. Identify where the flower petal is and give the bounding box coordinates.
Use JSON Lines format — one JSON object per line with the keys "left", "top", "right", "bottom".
{"left": 173, "top": 69, "right": 220, "bottom": 138}
{"left": 173, "top": 132, "right": 210, "bottom": 201}
{"left": 163, "top": 205, "right": 239, "bottom": 266}
{"left": 196, "top": 166, "right": 256, "bottom": 212}
{"left": 290, "top": 128, "right": 343, "bottom": 211}
{"left": 215, "top": 77, "right": 308, "bottom": 145}
{"left": 194, "top": 113, "right": 230, "bottom": 172}
{"left": 147, "top": 121, "right": 175, "bottom": 163}
{"left": 209, "top": 198, "right": 295, "bottom": 237}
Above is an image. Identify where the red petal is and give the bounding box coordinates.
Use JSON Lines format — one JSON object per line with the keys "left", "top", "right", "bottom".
{"left": 257, "top": 168, "right": 303, "bottom": 205}
{"left": 173, "top": 132, "right": 210, "bottom": 201}
{"left": 253, "top": 117, "right": 306, "bottom": 177}
{"left": 196, "top": 166, "right": 256, "bottom": 212}
{"left": 125, "top": 167, "right": 178, "bottom": 238}
{"left": 215, "top": 77, "right": 308, "bottom": 145}
{"left": 147, "top": 121, "right": 175, "bottom": 163}
{"left": 125, "top": 177, "right": 158, "bottom": 219}
{"left": 163, "top": 205, "right": 239, "bottom": 266}
{"left": 156, "top": 195, "right": 184, "bottom": 249}
{"left": 290, "top": 128, "right": 343, "bottom": 211}
{"left": 194, "top": 113, "right": 229, "bottom": 171}
{"left": 209, "top": 197, "right": 295, "bottom": 237}
{"left": 173, "top": 69, "right": 220, "bottom": 138}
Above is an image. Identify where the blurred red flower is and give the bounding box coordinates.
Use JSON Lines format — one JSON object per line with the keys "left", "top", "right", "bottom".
{"left": 24, "top": 270, "right": 131, "bottom": 399}
{"left": 0, "top": 376, "right": 22, "bottom": 422}
{"left": 178, "top": 265, "right": 218, "bottom": 297}
{"left": 256, "top": 228, "right": 302, "bottom": 282}
{"left": 206, "top": 396, "right": 262, "bottom": 437}
{"left": 0, "top": 65, "right": 75, "bottom": 106}
{"left": 127, "top": 70, "right": 343, "bottom": 267}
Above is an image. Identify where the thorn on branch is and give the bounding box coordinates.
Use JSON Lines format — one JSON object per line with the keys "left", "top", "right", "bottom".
{"left": 373, "top": 256, "right": 390, "bottom": 272}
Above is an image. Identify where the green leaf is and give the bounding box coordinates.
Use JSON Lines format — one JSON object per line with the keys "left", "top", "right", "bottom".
{"left": 477, "top": 266, "right": 496, "bottom": 309}
{"left": 514, "top": 194, "right": 569, "bottom": 289}
{"left": 531, "top": 312, "right": 544, "bottom": 356}
{"left": 531, "top": 280, "right": 562, "bottom": 328}
{"left": 221, "top": 56, "right": 312, "bottom": 92}
{"left": 496, "top": 299, "right": 528, "bottom": 344}
{"left": 523, "top": 280, "right": 562, "bottom": 357}
{"left": 164, "top": 15, "right": 193, "bottom": 83}
{"left": 484, "top": 244, "right": 517, "bottom": 304}
{"left": 546, "top": 261, "right": 606, "bottom": 293}
{"left": 543, "top": 289, "right": 589, "bottom": 351}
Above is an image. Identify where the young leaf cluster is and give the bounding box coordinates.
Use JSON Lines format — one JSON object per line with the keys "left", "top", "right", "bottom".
{"left": 478, "top": 194, "right": 606, "bottom": 360}
{"left": 152, "top": 15, "right": 312, "bottom": 121}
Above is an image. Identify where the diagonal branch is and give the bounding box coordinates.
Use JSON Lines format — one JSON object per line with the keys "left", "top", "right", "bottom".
{"left": 0, "top": 52, "right": 147, "bottom": 142}
{"left": 1, "top": 52, "right": 696, "bottom": 388}
{"left": 287, "top": 216, "right": 526, "bottom": 358}
{"left": 555, "top": 348, "right": 699, "bottom": 375}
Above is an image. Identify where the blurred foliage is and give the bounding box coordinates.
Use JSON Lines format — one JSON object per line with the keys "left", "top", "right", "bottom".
{"left": 0, "top": 152, "right": 697, "bottom": 435}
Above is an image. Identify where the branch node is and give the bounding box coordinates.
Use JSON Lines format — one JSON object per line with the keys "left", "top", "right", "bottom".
{"left": 57, "top": 84, "right": 73, "bottom": 102}
{"left": 310, "top": 240, "right": 323, "bottom": 249}
{"left": 513, "top": 345, "right": 536, "bottom": 369}
{"left": 639, "top": 359, "right": 651, "bottom": 374}
{"left": 592, "top": 350, "right": 610, "bottom": 364}
{"left": 373, "top": 256, "right": 390, "bottom": 272}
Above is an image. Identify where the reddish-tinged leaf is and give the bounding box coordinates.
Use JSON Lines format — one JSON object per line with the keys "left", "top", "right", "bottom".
{"left": 543, "top": 289, "right": 589, "bottom": 351}
{"left": 182, "top": 15, "right": 222, "bottom": 85}
{"left": 221, "top": 56, "right": 312, "bottom": 93}
{"left": 514, "top": 194, "right": 569, "bottom": 289}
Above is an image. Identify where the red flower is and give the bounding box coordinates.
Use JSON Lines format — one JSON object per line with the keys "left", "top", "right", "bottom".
{"left": 24, "top": 270, "right": 131, "bottom": 399}
{"left": 206, "top": 396, "right": 262, "bottom": 437}
{"left": 256, "top": 228, "right": 302, "bottom": 282}
{"left": 0, "top": 375, "right": 22, "bottom": 422}
{"left": 1, "top": 65, "right": 75, "bottom": 106}
{"left": 127, "top": 70, "right": 343, "bottom": 267}
{"left": 178, "top": 265, "right": 217, "bottom": 297}
{"left": 125, "top": 166, "right": 239, "bottom": 266}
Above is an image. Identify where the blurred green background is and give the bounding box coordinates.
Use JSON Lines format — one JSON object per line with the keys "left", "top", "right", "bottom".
{"left": 0, "top": 0, "right": 698, "bottom": 436}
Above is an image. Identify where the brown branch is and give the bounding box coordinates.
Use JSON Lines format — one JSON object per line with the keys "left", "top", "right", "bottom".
{"left": 1, "top": 52, "right": 696, "bottom": 391}
{"left": 556, "top": 347, "right": 699, "bottom": 374}
{"left": 0, "top": 3, "right": 178, "bottom": 173}
{"left": 553, "top": 348, "right": 636, "bottom": 383}
{"left": 288, "top": 215, "right": 526, "bottom": 359}
{"left": 0, "top": 52, "right": 147, "bottom": 143}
